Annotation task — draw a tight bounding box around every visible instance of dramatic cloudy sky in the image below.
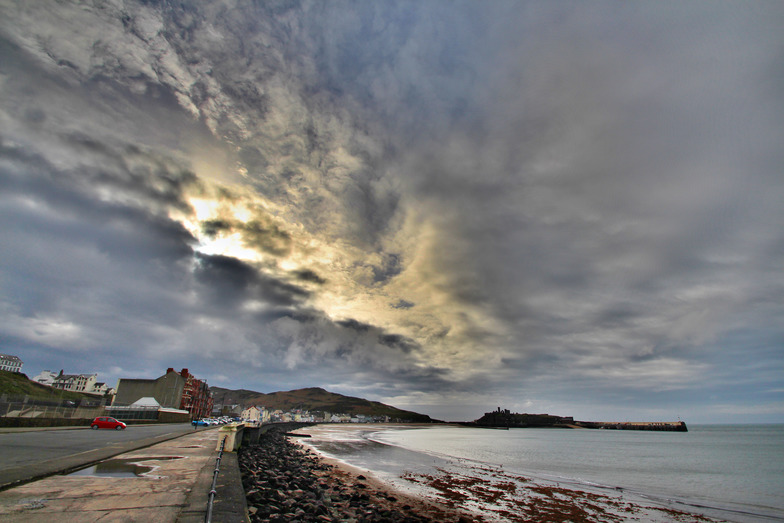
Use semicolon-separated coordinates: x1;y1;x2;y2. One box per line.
1;1;782;423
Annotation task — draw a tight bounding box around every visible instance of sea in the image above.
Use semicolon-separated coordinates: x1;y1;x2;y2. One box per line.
297;424;784;522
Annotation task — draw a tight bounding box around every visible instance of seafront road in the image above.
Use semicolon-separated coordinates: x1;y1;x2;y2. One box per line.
0;427;249;522
0;423;209;490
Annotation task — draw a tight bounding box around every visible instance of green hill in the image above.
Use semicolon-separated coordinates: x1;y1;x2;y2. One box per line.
210;386;434;423
0;370;96;402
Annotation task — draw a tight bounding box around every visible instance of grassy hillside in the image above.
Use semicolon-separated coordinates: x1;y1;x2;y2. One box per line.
0;370;95;402
210;386;434;423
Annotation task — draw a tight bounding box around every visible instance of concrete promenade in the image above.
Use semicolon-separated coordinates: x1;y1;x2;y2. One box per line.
0;427;249;522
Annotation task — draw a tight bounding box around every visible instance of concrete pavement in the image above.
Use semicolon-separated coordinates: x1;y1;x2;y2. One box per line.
0;424;210;490
0;428;249;522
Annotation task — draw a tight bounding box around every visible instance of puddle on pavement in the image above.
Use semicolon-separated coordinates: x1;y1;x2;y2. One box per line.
17;498;47;510
68;456;184;478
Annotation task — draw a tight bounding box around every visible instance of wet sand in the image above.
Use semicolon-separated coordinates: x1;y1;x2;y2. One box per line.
289;424;723;523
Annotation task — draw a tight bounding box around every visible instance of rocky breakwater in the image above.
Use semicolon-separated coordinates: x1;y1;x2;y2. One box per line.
238;426;472;523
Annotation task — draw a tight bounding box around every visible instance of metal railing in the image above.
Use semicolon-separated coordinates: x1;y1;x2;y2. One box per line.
205;435;227;523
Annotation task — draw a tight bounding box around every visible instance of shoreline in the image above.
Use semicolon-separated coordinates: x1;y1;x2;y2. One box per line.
287;424;724;523
238;424;474;522
304;445;477;521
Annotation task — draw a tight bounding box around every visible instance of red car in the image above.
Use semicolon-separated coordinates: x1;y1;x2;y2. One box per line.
90;416;127;430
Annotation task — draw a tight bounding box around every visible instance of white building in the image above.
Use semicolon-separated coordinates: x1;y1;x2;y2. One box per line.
241;405;263;423
293;412;315;422
52;372;102;394
130;397;161;408
0;354;23;373
34;370;109;396
32;370;59;386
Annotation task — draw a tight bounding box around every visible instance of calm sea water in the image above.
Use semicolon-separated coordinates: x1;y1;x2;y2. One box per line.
304;424;784;522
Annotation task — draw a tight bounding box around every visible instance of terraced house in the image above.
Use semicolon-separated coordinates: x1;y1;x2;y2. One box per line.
52;372;98;394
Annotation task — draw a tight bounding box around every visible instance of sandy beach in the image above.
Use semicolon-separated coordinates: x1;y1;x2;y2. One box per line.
284;424;723;523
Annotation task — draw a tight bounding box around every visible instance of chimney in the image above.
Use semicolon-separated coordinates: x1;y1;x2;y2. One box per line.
166;367;174;374
181;368;189;377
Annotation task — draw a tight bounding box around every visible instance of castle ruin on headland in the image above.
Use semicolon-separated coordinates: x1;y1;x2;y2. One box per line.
474;407;575;428
472;407;687;432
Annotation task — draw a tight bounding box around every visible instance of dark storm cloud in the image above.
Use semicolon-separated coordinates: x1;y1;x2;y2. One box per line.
0;139;197;266
194;253;309;307
201;219;233;238
240;221;292;257
292;269;326;285
201;217;292;256
0;147;197;366
253;311;451;397
378;333;417;354
335;318;418;355
370;253;402;284
392;300;414;310
336;319;372;333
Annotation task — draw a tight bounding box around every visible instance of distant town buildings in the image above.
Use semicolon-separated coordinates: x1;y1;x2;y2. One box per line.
241;405;263;423
114;368;213;420
214;403;242;418
236;408;388;424
0;354;23;373
203;404;392;425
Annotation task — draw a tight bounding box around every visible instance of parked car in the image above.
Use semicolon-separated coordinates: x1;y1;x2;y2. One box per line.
192;418;212;426
91;416;127;430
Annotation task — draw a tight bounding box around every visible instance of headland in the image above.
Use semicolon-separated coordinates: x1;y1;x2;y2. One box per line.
466;407;688;431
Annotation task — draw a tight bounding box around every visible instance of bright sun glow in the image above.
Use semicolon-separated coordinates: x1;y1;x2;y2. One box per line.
173;191;422;353
176;197;264;262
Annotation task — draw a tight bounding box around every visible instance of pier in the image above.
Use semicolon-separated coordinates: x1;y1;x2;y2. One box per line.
574;421;688;432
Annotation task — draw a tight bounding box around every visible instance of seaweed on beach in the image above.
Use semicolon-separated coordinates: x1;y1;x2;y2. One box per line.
400;466;720;523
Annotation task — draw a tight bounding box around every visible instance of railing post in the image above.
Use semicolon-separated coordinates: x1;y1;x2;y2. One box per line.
216;422;245;452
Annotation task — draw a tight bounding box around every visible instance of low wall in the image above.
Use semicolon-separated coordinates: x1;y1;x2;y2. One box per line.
158;410;191;423
0;417;93;428
241;422;315;446
1;410;191;427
